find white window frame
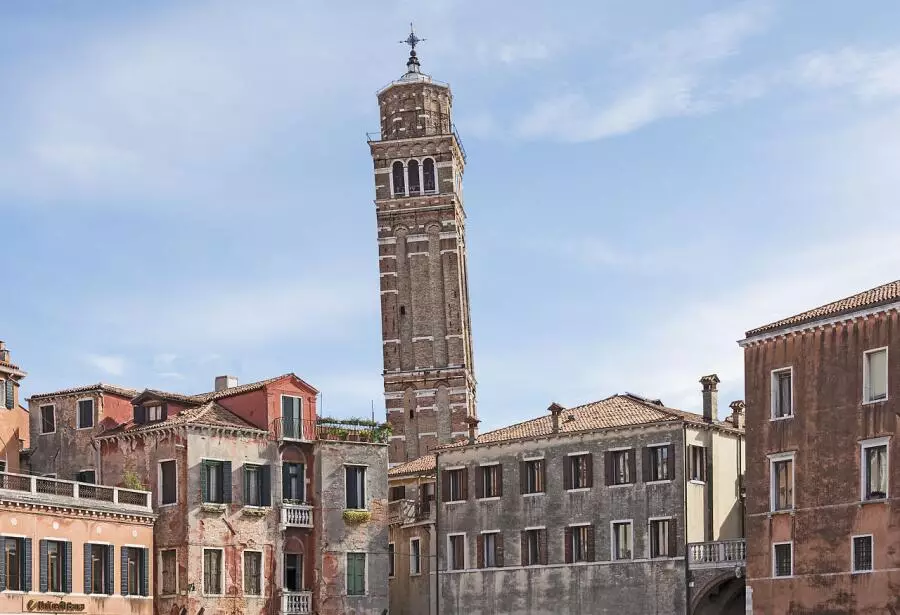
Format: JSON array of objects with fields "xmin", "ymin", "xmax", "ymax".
[
  {"xmin": 769, "ymin": 452, "xmax": 795, "ymax": 512},
  {"xmin": 241, "ymin": 549, "xmax": 263, "ymax": 596},
  {"xmin": 202, "ymin": 547, "xmax": 225, "ymax": 596},
  {"xmin": 610, "ymin": 519, "xmax": 633, "ymax": 561},
  {"xmin": 387, "ymin": 542, "xmax": 395, "ymax": 578},
  {"xmin": 158, "ymin": 459, "xmax": 177, "ymax": 507},
  {"xmin": 770, "ymin": 366, "xmax": 794, "ymax": 420},
  {"xmin": 75, "ymin": 397, "xmax": 95, "ymax": 430},
  {"xmin": 40, "ymin": 404, "xmax": 56, "ymax": 435},
  {"xmin": 409, "ymin": 537, "xmax": 421, "ymax": 576},
  {"xmin": 860, "ymin": 436, "xmax": 890, "ymax": 501},
  {"xmin": 481, "ymin": 530, "xmax": 501, "ymax": 568},
  {"xmin": 146, "ymin": 404, "xmax": 163, "ymax": 422},
  {"xmin": 851, "ymin": 534, "xmax": 874, "ymax": 574},
  {"xmin": 158, "ymin": 548, "xmax": 178, "ymax": 596},
  {"xmin": 647, "ymin": 516, "xmax": 673, "ymax": 558},
  {"xmin": 863, "ymin": 347, "xmax": 889, "ymax": 404},
  {"xmin": 345, "ymin": 551, "xmax": 367, "ymax": 596},
  {"xmin": 688, "ymin": 445, "xmax": 706, "ymax": 484},
  {"xmin": 447, "ymin": 533, "xmax": 467, "ymax": 571},
  {"xmin": 772, "ymin": 541, "xmax": 793, "ymax": 578}
]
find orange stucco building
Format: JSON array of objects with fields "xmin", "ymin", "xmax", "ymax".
[{"xmin": 0, "ymin": 341, "xmax": 28, "ymax": 474}]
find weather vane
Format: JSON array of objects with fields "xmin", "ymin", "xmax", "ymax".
[{"xmin": 400, "ymin": 23, "xmax": 425, "ymax": 53}]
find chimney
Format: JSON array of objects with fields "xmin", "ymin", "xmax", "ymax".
[
  {"xmin": 699, "ymin": 374, "xmax": 720, "ymax": 422},
  {"xmin": 0, "ymin": 341, "xmax": 8, "ymax": 363},
  {"xmin": 214, "ymin": 375, "xmax": 238, "ymax": 392},
  {"xmin": 465, "ymin": 416, "xmax": 481, "ymax": 445},
  {"xmin": 729, "ymin": 400, "xmax": 746, "ymax": 429},
  {"xmin": 548, "ymin": 402, "xmax": 564, "ymax": 433}
]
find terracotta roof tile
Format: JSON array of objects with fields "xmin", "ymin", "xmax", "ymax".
[
  {"xmin": 98, "ymin": 401, "xmax": 262, "ymax": 437},
  {"xmin": 746, "ymin": 280, "xmax": 900, "ymax": 338},
  {"xmin": 388, "ymin": 454, "xmax": 436, "ymax": 477},
  {"xmin": 194, "ymin": 373, "xmax": 296, "ymax": 402},
  {"xmin": 0, "ymin": 359, "xmax": 22, "ymax": 371},
  {"xmin": 28, "ymin": 383, "xmax": 139, "ymax": 402}
]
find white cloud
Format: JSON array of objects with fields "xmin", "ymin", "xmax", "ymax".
[
  {"xmin": 85, "ymin": 354, "xmax": 127, "ymax": 377},
  {"xmin": 795, "ymin": 47, "xmax": 900, "ymax": 101}
]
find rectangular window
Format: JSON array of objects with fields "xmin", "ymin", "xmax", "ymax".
[
  {"xmin": 0, "ymin": 460, "xmax": 5, "ymax": 473},
  {"xmin": 281, "ymin": 395, "xmax": 302, "ymax": 438},
  {"xmin": 40, "ymin": 405, "xmax": 55, "ymax": 434},
  {"xmin": 688, "ymin": 446, "xmax": 707, "ymax": 482},
  {"xmin": 146, "ymin": 405, "xmax": 163, "ymax": 422},
  {"xmin": 245, "ymin": 465, "xmax": 261, "ymax": 506},
  {"xmin": 522, "ymin": 459, "xmax": 545, "ymax": 494},
  {"xmin": 160, "ymin": 460, "xmax": 177, "ymax": 505},
  {"xmin": 772, "ymin": 368, "xmax": 793, "ymax": 418},
  {"xmin": 284, "ymin": 553, "xmax": 302, "ymax": 591},
  {"xmin": 410, "ymin": 538, "xmax": 421, "ymax": 575},
  {"xmin": 649, "ymin": 519, "xmax": 672, "ymax": 558},
  {"xmin": 87, "ymin": 544, "xmax": 109, "ymax": 594},
  {"xmin": 160, "ymin": 549, "xmax": 177, "ymax": 595},
  {"xmin": 202, "ymin": 460, "xmax": 227, "ymax": 503},
  {"xmin": 203, "ymin": 549, "xmax": 223, "ymax": 595},
  {"xmin": 388, "ymin": 543, "xmax": 395, "ymax": 577},
  {"xmin": 243, "ymin": 551, "xmax": 262, "ymax": 595},
  {"xmin": 448, "ymin": 534, "xmax": 466, "ymax": 570},
  {"xmin": 773, "ymin": 542, "xmax": 792, "ymax": 577},
  {"xmin": 3, "ymin": 536, "xmax": 25, "ymax": 591},
  {"xmin": 862, "ymin": 440, "xmax": 888, "ymax": 500},
  {"xmin": 852, "ymin": 535, "xmax": 873, "ymax": 573},
  {"xmin": 346, "ymin": 553, "xmax": 366, "ymax": 596},
  {"xmin": 648, "ymin": 446, "xmax": 671, "ymax": 481},
  {"xmin": 77, "ymin": 399, "xmax": 94, "ymax": 429},
  {"xmin": 389, "ymin": 485, "xmax": 406, "ymax": 501},
  {"xmin": 864, "ymin": 348, "xmax": 888, "ymax": 402},
  {"xmin": 479, "ymin": 464, "xmax": 501, "ymax": 498},
  {"xmin": 566, "ymin": 454, "xmax": 592, "ymax": 490},
  {"xmin": 345, "ymin": 465, "xmax": 367, "ymax": 509},
  {"xmin": 771, "ymin": 456, "xmax": 794, "ymax": 511},
  {"xmin": 611, "ymin": 521, "xmax": 633, "ymax": 560},
  {"xmin": 521, "ymin": 529, "xmax": 545, "ymax": 566},
  {"xmin": 610, "ymin": 450, "xmax": 634, "ymax": 485},
  {"xmin": 446, "ymin": 468, "xmax": 467, "ymax": 501},
  {"xmin": 482, "ymin": 532, "xmax": 499, "ymax": 568},
  {"xmin": 283, "ymin": 462, "xmax": 305, "ymax": 502},
  {"xmin": 568, "ymin": 525, "xmax": 591, "ymax": 563},
  {"xmin": 124, "ymin": 547, "xmax": 146, "ymax": 596},
  {"xmin": 46, "ymin": 540, "xmax": 66, "ymax": 593},
  {"xmin": 76, "ymin": 470, "xmax": 96, "ymax": 484}
]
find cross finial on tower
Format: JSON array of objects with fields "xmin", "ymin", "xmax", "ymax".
[{"xmin": 399, "ymin": 23, "xmax": 425, "ymax": 75}]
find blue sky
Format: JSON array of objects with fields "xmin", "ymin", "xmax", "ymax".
[{"xmin": 3, "ymin": 1, "xmax": 900, "ymax": 430}]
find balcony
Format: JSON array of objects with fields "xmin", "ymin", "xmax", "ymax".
[
  {"xmin": 283, "ymin": 591, "xmax": 312, "ymax": 614},
  {"xmin": 688, "ymin": 540, "xmax": 746, "ymax": 570},
  {"xmin": 281, "ymin": 502, "xmax": 313, "ymax": 529},
  {"xmin": 388, "ymin": 498, "xmax": 433, "ymax": 526},
  {"xmin": 274, "ymin": 417, "xmax": 314, "ymax": 442},
  {"xmin": 0, "ymin": 471, "xmax": 153, "ymax": 514}
]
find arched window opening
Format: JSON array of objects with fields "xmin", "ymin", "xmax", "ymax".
[
  {"xmin": 392, "ymin": 161, "xmax": 405, "ymax": 196},
  {"xmin": 423, "ymin": 158, "xmax": 436, "ymax": 193},
  {"xmin": 407, "ymin": 160, "xmax": 421, "ymax": 195}
]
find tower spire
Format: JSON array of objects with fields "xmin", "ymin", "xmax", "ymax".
[{"xmin": 399, "ymin": 23, "xmax": 425, "ymax": 76}]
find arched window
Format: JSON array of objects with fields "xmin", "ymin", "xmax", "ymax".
[
  {"xmin": 407, "ymin": 159, "xmax": 421, "ymax": 195},
  {"xmin": 423, "ymin": 158, "xmax": 436, "ymax": 193},
  {"xmin": 392, "ymin": 161, "xmax": 405, "ymax": 196}
]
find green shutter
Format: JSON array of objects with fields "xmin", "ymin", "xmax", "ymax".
[
  {"xmin": 63, "ymin": 541, "xmax": 72, "ymax": 593},
  {"xmin": 261, "ymin": 465, "xmax": 271, "ymax": 506},
  {"xmin": 282, "ymin": 464, "xmax": 290, "ymax": 500},
  {"xmin": 222, "ymin": 461, "xmax": 232, "ymax": 503},
  {"xmin": 0, "ymin": 537, "xmax": 6, "ymax": 591},
  {"xmin": 106, "ymin": 545, "xmax": 114, "ymax": 595},
  {"xmin": 200, "ymin": 461, "xmax": 209, "ymax": 503},
  {"xmin": 347, "ymin": 553, "xmax": 365, "ymax": 595},
  {"xmin": 5, "ymin": 380, "xmax": 13, "ymax": 409},
  {"xmin": 140, "ymin": 549, "xmax": 149, "ymax": 596},
  {"xmin": 84, "ymin": 544, "xmax": 92, "ymax": 593},
  {"xmin": 39, "ymin": 540, "xmax": 48, "ymax": 593},
  {"xmin": 120, "ymin": 548, "xmax": 129, "ymax": 596},
  {"xmin": 23, "ymin": 539, "xmax": 32, "ymax": 592}
]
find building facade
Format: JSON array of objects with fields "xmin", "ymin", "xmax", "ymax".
[
  {"xmin": 741, "ymin": 279, "xmax": 900, "ymax": 613},
  {"xmin": 370, "ymin": 36, "xmax": 477, "ymax": 465},
  {"xmin": 0, "ymin": 341, "xmax": 28, "ymax": 474}
]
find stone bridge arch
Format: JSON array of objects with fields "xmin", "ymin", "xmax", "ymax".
[{"xmin": 691, "ymin": 569, "xmax": 746, "ymax": 615}]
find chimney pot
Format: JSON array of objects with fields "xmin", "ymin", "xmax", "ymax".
[
  {"xmin": 728, "ymin": 400, "xmax": 746, "ymax": 429},
  {"xmin": 699, "ymin": 374, "xmax": 720, "ymax": 422},
  {"xmin": 215, "ymin": 375, "xmax": 238, "ymax": 392},
  {"xmin": 464, "ymin": 416, "xmax": 480, "ymax": 444},
  {"xmin": 0, "ymin": 340, "xmax": 8, "ymax": 363},
  {"xmin": 548, "ymin": 402, "xmax": 564, "ymax": 433}
]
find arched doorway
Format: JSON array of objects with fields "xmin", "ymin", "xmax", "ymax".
[{"xmin": 692, "ymin": 572, "xmax": 746, "ymax": 615}]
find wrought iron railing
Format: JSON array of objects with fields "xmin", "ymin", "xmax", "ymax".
[
  {"xmin": 688, "ymin": 540, "xmax": 746, "ymax": 568},
  {"xmin": 0, "ymin": 471, "xmax": 152, "ymax": 512}
]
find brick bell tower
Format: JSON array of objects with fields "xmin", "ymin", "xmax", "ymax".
[{"xmin": 370, "ymin": 27, "xmax": 477, "ymax": 464}]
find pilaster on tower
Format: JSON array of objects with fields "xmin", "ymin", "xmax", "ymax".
[{"xmin": 369, "ymin": 29, "xmax": 477, "ymax": 464}]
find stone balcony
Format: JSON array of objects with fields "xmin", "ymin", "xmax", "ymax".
[
  {"xmin": 389, "ymin": 498, "xmax": 433, "ymax": 526},
  {"xmin": 281, "ymin": 502, "xmax": 313, "ymax": 529},
  {"xmin": 283, "ymin": 591, "xmax": 313, "ymax": 614},
  {"xmin": 687, "ymin": 539, "xmax": 746, "ymax": 570},
  {"xmin": 0, "ymin": 471, "xmax": 153, "ymax": 515}
]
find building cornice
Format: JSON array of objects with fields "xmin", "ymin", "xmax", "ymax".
[
  {"xmin": 739, "ymin": 302, "xmax": 900, "ymax": 347},
  {"xmin": 0, "ymin": 499, "xmax": 155, "ymax": 524}
]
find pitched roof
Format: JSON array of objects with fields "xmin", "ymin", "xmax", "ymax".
[
  {"xmin": 388, "ymin": 454, "xmax": 436, "ymax": 477},
  {"xmin": 0, "ymin": 359, "xmax": 23, "ymax": 372},
  {"xmin": 98, "ymin": 401, "xmax": 262, "ymax": 437},
  {"xmin": 27, "ymin": 383, "xmax": 139, "ymax": 402},
  {"xmin": 194, "ymin": 373, "xmax": 302, "ymax": 401},
  {"xmin": 745, "ymin": 280, "xmax": 900, "ymax": 338}
]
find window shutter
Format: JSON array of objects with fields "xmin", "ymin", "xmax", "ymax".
[
  {"xmin": 668, "ymin": 519, "xmax": 678, "ymax": 557},
  {"xmin": 496, "ymin": 533, "xmax": 504, "ymax": 567},
  {"xmin": 701, "ymin": 450, "xmax": 708, "ymax": 482},
  {"xmin": 585, "ymin": 454, "xmax": 594, "ymax": 488},
  {"xmin": 243, "ymin": 467, "xmax": 249, "ymax": 505},
  {"xmin": 519, "ymin": 461, "xmax": 527, "ymax": 493},
  {"xmin": 134, "ymin": 405, "xmax": 146, "ymax": 425},
  {"xmin": 200, "ymin": 461, "xmax": 208, "ymax": 502},
  {"xmin": 460, "ymin": 467, "xmax": 469, "ymax": 500},
  {"xmin": 4, "ymin": 380, "xmax": 12, "ymax": 409},
  {"xmin": 520, "ymin": 532, "xmax": 527, "ymax": 566},
  {"xmin": 563, "ymin": 456, "xmax": 572, "ymax": 490},
  {"xmin": 642, "ymin": 448, "xmax": 651, "ymax": 482},
  {"xmin": 140, "ymin": 549, "xmax": 149, "ymax": 596},
  {"xmin": 604, "ymin": 452, "xmax": 614, "ymax": 486},
  {"xmin": 39, "ymin": 540, "xmax": 48, "ymax": 593},
  {"xmin": 667, "ymin": 444, "xmax": 676, "ymax": 480},
  {"xmin": 64, "ymin": 541, "xmax": 72, "ymax": 593},
  {"xmin": 106, "ymin": 545, "xmax": 114, "ymax": 595},
  {"xmin": 476, "ymin": 535, "xmax": 484, "ymax": 568},
  {"xmin": 261, "ymin": 465, "xmax": 271, "ymax": 506},
  {"xmin": 282, "ymin": 464, "xmax": 291, "ymax": 499},
  {"xmin": 441, "ymin": 470, "xmax": 451, "ymax": 503},
  {"xmin": 564, "ymin": 528, "xmax": 573, "ymax": 564},
  {"xmin": 222, "ymin": 461, "xmax": 233, "ymax": 503},
  {"xmin": 627, "ymin": 450, "xmax": 636, "ymax": 484},
  {"xmin": 0, "ymin": 537, "xmax": 6, "ymax": 592},
  {"xmin": 586, "ymin": 525, "xmax": 595, "ymax": 562},
  {"xmin": 121, "ymin": 548, "xmax": 129, "ymax": 596},
  {"xmin": 84, "ymin": 544, "xmax": 92, "ymax": 593},
  {"xmin": 475, "ymin": 468, "xmax": 484, "ymax": 499},
  {"xmin": 24, "ymin": 539, "xmax": 32, "ymax": 592},
  {"xmin": 539, "ymin": 530, "xmax": 548, "ymax": 565},
  {"xmin": 540, "ymin": 460, "xmax": 546, "ymax": 493},
  {"xmin": 497, "ymin": 464, "xmax": 503, "ymax": 496},
  {"xmin": 161, "ymin": 403, "xmax": 168, "ymax": 421}
]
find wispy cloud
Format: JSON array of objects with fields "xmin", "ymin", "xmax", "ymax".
[
  {"xmin": 794, "ymin": 46, "xmax": 900, "ymax": 101},
  {"xmin": 85, "ymin": 354, "xmax": 126, "ymax": 377}
]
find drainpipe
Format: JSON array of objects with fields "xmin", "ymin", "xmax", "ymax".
[
  {"xmin": 434, "ymin": 450, "xmax": 441, "ymax": 615},
  {"xmin": 682, "ymin": 422, "xmax": 691, "ymax": 615}
]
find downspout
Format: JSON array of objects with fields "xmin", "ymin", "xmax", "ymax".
[
  {"xmin": 682, "ymin": 422, "xmax": 691, "ymax": 615},
  {"xmin": 434, "ymin": 450, "xmax": 441, "ymax": 615}
]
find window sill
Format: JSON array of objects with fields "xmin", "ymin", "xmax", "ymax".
[
  {"xmin": 646, "ymin": 479, "xmax": 672, "ymax": 485},
  {"xmin": 860, "ymin": 497, "xmax": 888, "ymax": 505},
  {"xmin": 477, "ymin": 496, "xmax": 501, "ymax": 502},
  {"xmin": 768, "ymin": 508, "xmax": 794, "ymax": 516},
  {"xmin": 200, "ymin": 503, "xmax": 227, "ymax": 513},
  {"xmin": 862, "ymin": 397, "xmax": 889, "ymax": 405},
  {"xmin": 566, "ymin": 487, "xmax": 591, "ymax": 493},
  {"xmin": 688, "ymin": 480, "xmax": 706, "ymax": 486},
  {"xmin": 1, "ymin": 590, "xmax": 25, "ymax": 594},
  {"xmin": 159, "ymin": 502, "xmax": 178, "ymax": 509},
  {"xmin": 851, "ymin": 569, "xmax": 873, "ymax": 575},
  {"xmin": 409, "ymin": 572, "xmax": 422, "ymax": 577},
  {"xmin": 242, "ymin": 505, "xmax": 271, "ymax": 516},
  {"xmin": 443, "ymin": 500, "xmax": 466, "ymax": 505},
  {"xmin": 770, "ymin": 415, "xmax": 794, "ymax": 422},
  {"xmin": 522, "ymin": 492, "xmax": 545, "ymax": 497},
  {"xmin": 608, "ymin": 482, "xmax": 634, "ymax": 489},
  {"xmin": 40, "ymin": 431, "xmax": 56, "ymax": 436}
]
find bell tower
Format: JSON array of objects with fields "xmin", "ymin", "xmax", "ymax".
[{"xmin": 370, "ymin": 28, "xmax": 477, "ymax": 464}]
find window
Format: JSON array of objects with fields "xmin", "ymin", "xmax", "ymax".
[
  {"xmin": 123, "ymin": 547, "xmax": 147, "ymax": 596},
  {"xmin": 284, "ymin": 553, "xmax": 303, "ymax": 591},
  {"xmin": 688, "ymin": 446, "xmax": 707, "ymax": 482},
  {"xmin": 160, "ymin": 549, "xmax": 177, "ymax": 595},
  {"xmin": 482, "ymin": 532, "xmax": 499, "ymax": 568},
  {"xmin": 42, "ymin": 540, "xmax": 70, "ymax": 593},
  {"xmin": 608, "ymin": 449, "xmax": 635, "ymax": 485},
  {"xmin": 76, "ymin": 470, "xmax": 96, "ymax": 484},
  {"xmin": 160, "ymin": 460, "xmax": 177, "ymax": 505},
  {"xmin": 244, "ymin": 464, "xmax": 271, "ymax": 507},
  {"xmin": 2, "ymin": 536, "xmax": 28, "ymax": 591},
  {"xmin": 773, "ymin": 542, "xmax": 792, "ymax": 577},
  {"xmin": 647, "ymin": 445, "xmax": 672, "ymax": 482},
  {"xmin": 283, "ymin": 462, "xmax": 305, "ymax": 502},
  {"xmin": 770, "ymin": 455, "xmax": 794, "ymax": 511},
  {"xmin": 409, "ymin": 538, "xmax": 421, "ymax": 575},
  {"xmin": 407, "ymin": 159, "xmax": 420, "ymax": 195},
  {"xmin": 444, "ymin": 467, "xmax": 467, "ymax": 502},
  {"xmin": 861, "ymin": 439, "xmax": 888, "ymax": 500},
  {"xmin": 389, "ymin": 485, "xmax": 406, "ymax": 501},
  {"xmin": 611, "ymin": 521, "xmax": 633, "ymax": 560},
  {"xmin": 448, "ymin": 534, "xmax": 466, "ymax": 570},
  {"xmin": 392, "ymin": 161, "xmax": 405, "ymax": 196},
  {"xmin": 345, "ymin": 465, "xmax": 367, "ymax": 509},
  {"xmin": 0, "ymin": 379, "xmax": 4, "ymax": 408},
  {"xmin": 281, "ymin": 395, "xmax": 302, "ymax": 439},
  {"xmin": 521, "ymin": 529, "xmax": 546, "ymax": 566},
  {"xmin": 203, "ymin": 549, "xmax": 223, "ymax": 595},
  {"xmin": 864, "ymin": 348, "xmax": 888, "ymax": 402},
  {"xmin": 244, "ymin": 551, "xmax": 262, "ymax": 595},
  {"xmin": 388, "ymin": 543, "xmax": 395, "ymax": 577},
  {"xmin": 521, "ymin": 459, "xmax": 545, "ymax": 494},
  {"xmin": 771, "ymin": 368, "xmax": 793, "ymax": 418},
  {"xmin": 346, "ymin": 553, "xmax": 366, "ymax": 596},
  {"xmin": 146, "ymin": 405, "xmax": 163, "ymax": 422},
  {"xmin": 40, "ymin": 405, "xmax": 55, "ymax": 434},
  {"xmin": 0, "ymin": 460, "xmax": 5, "ymax": 474},
  {"xmin": 76, "ymin": 399, "xmax": 94, "ymax": 429},
  {"xmin": 649, "ymin": 519, "xmax": 674, "ymax": 558},
  {"xmin": 565, "ymin": 525, "xmax": 593, "ymax": 563},
  {"xmin": 85, "ymin": 544, "xmax": 112, "ymax": 595},
  {"xmin": 478, "ymin": 464, "xmax": 502, "ymax": 498},
  {"xmin": 419, "ymin": 482, "xmax": 435, "ymax": 516},
  {"xmin": 423, "ymin": 158, "xmax": 436, "ymax": 192},
  {"xmin": 201, "ymin": 460, "xmax": 231, "ymax": 504},
  {"xmin": 852, "ymin": 535, "xmax": 873, "ymax": 573},
  {"xmin": 564, "ymin": 453, "xmax": 592, "ymax": 490}
]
